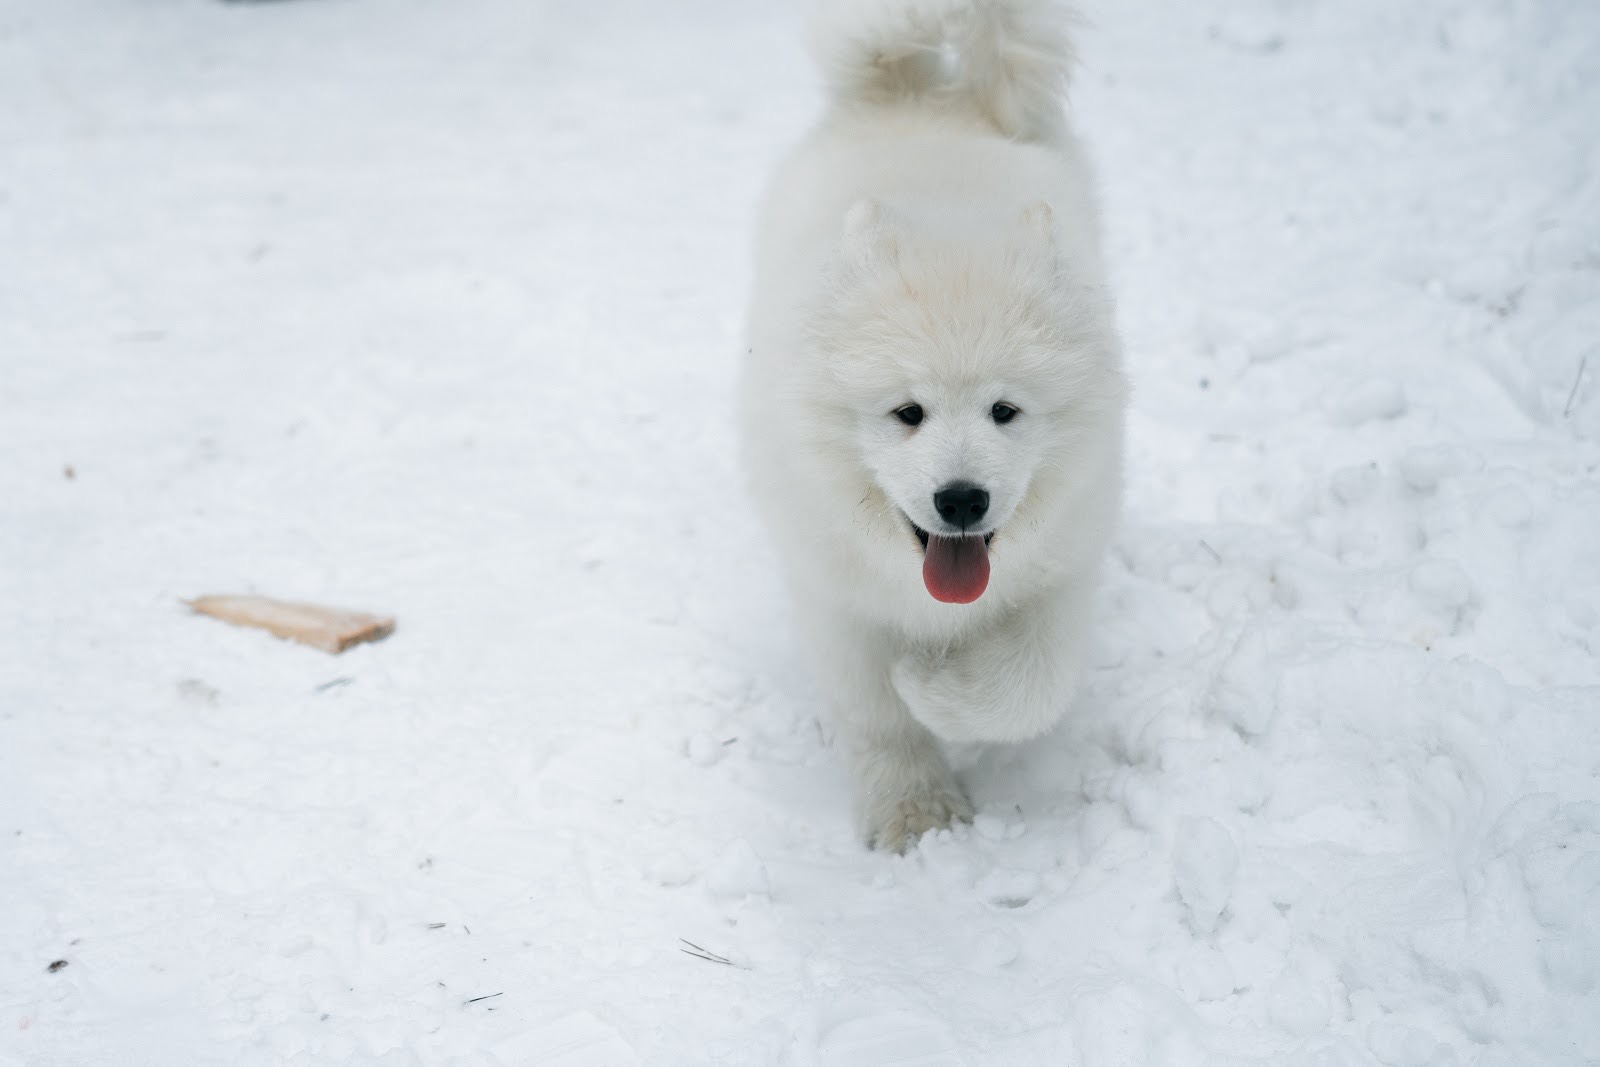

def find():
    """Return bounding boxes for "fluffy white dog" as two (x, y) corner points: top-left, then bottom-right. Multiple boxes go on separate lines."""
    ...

(741, 0), (1126, 850)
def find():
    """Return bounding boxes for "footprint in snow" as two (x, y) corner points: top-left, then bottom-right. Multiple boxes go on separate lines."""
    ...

(1329, 378), (1408, 425)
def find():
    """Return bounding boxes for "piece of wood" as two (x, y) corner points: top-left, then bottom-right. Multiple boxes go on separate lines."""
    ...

(186, 594), (395, 654)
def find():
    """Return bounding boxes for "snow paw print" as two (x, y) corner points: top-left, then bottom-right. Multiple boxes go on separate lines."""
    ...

(1174, 817), (1240, 936)
(977, 867), (1040, 910)
(1329, 377), (1408, 425)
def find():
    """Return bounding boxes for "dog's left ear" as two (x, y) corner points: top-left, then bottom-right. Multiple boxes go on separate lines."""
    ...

(840, 198), (900, 272)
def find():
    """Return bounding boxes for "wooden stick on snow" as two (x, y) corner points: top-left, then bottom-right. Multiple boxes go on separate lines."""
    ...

(185, 594), (395, 654)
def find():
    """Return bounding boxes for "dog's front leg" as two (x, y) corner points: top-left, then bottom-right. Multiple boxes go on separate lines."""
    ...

(803, 612), (973, 851)
(893, 582), (1094, 744)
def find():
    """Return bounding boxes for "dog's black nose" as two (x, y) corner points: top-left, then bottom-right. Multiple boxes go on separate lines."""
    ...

(933, 483), (989, 530)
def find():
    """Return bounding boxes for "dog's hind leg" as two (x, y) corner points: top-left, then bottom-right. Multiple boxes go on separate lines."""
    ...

(801, 610), (973, 852)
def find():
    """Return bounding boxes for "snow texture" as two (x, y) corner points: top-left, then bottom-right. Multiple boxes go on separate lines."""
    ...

(2, 0), (1598, 1063)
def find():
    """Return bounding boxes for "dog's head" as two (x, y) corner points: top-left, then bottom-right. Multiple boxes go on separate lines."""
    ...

(805, 198), (1122, 603)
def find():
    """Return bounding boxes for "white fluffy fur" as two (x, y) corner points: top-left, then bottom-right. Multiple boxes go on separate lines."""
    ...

(741, 0), (1126, 850)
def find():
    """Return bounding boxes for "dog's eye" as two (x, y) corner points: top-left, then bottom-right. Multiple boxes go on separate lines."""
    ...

(991, 402), (1019, 425)
(894, 404), (924, 427)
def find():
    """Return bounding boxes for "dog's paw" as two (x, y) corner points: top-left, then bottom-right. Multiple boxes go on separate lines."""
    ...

(864, 782), (974, 853)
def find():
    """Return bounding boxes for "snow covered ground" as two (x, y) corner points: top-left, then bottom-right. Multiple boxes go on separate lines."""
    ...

(2, 0), (1598, 1062)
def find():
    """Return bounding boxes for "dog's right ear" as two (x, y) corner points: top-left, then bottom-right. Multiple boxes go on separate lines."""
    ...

(840, 198), (899, 272)
(1014, 200), (1058, 269)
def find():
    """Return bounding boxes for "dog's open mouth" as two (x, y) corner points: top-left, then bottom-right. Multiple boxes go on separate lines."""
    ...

(908, 518), (994, 604)
(908, 522), (995, 551)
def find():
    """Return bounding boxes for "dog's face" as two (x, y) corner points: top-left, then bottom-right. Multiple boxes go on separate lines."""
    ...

(806, 200), (1118, 601)
(860, 379), (1031, 542)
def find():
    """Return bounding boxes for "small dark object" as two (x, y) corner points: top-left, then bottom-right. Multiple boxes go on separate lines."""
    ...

(678, 939), (733, 966)
(1565, 353), (1588, 418)
(63, 465), (75, 480)
(47, 960), (68, 973)
(465, 992), (503, 1005)
(427, 922), (446, 930)
(933, 482), (989, 529)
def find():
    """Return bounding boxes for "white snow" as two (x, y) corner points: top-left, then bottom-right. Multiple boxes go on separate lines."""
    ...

(703, 840), (770, 903)
(2, 0), (1598, 1063)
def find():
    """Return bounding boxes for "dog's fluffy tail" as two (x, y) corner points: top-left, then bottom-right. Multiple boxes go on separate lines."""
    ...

(808, 0), (1075, 141)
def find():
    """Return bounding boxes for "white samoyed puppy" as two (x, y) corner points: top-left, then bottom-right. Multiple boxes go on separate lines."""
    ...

(741, 0), (1126, 850)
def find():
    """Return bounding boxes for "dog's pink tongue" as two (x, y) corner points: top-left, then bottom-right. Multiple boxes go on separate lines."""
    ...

(922, 535), (990, 604)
